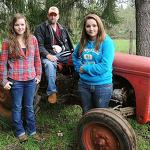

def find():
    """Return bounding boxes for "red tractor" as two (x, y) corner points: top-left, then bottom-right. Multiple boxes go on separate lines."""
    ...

(77, 52), (149, 150)
(0, 52), (149, 150)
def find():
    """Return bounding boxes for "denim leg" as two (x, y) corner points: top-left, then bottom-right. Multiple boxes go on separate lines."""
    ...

(42, 58), (57, 95)
(93, 84), (113, 108)
(10, 81), (25, 137)
(78, 82), (93, 113)
(23, 80), (36, 135)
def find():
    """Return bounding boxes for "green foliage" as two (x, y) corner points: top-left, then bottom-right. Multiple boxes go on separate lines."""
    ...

(26, 2), (46, 32)
(101, 0), (119, 28)
(0, 0), (135, 46)
(108, 6), (136, 39)
(0, 0), (45, 33)
(0, 0), (121, 38)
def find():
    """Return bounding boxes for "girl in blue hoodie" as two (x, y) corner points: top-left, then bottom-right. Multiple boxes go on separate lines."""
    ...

(72, 14), (115, 113)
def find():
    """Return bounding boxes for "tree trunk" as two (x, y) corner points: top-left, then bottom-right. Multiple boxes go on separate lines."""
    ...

(135, 0), (150, 56)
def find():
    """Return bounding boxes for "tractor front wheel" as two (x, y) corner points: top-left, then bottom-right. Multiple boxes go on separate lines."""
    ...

(77, 108), (136, 150)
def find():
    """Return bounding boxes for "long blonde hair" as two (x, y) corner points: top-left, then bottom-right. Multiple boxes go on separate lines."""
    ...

(78, 14), (106, 56)
(8, 13), (31, 58)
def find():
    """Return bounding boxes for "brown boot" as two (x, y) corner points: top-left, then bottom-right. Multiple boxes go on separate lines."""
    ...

(48, 93), (57, 104)
(18, 134), (28, 143)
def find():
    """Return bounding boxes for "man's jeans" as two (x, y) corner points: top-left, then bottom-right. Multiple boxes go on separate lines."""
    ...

(78, 81), (113, 114)
(10, 79), (36, 137)
(42, 58), (57, 95)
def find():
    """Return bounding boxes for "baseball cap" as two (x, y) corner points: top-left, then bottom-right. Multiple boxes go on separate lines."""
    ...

(48, 6), (59, 15)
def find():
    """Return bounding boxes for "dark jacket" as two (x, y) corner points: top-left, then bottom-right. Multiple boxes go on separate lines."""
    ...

(34, 20), (74, 58)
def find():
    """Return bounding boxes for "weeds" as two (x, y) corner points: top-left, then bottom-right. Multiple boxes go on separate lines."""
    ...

(0, 102), (149, 150)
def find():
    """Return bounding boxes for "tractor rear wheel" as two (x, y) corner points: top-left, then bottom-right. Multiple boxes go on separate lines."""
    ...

(77, 108), (136, 150)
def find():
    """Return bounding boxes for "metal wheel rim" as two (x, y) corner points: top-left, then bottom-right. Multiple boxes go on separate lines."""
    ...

(82, 122), (120, 150)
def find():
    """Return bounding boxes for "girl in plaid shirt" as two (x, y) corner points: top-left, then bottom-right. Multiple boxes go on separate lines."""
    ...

(0, 13), (42, 142)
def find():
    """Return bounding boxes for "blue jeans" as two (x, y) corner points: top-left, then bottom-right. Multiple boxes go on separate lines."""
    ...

(10, 79), (36, 137)
(42, 58), (57, 95)
(78, 81), (113, 114)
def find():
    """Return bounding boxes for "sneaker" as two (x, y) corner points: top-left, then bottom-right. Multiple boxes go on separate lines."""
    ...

(48, 93), (57, 104)
(18, 134), (28, 143)
(32, 133), (44, 142)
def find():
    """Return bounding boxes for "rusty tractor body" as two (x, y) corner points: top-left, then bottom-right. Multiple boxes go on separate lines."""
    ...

(113, 52), (150, 124)
(77, 52), (149, 150)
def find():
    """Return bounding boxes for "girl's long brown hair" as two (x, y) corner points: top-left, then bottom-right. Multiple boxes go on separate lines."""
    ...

(8, 13), (31, 58)
(78, 14), (106, 56)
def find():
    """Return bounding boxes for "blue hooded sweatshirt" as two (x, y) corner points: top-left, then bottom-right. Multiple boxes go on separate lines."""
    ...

(72, 35), (115, 85)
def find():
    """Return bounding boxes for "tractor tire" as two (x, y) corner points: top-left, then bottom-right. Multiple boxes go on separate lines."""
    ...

(33, 84), (41, 115)
(77, 108), (137, 150)
(0, 85), (12, 118)
(0, 84), (41, 118)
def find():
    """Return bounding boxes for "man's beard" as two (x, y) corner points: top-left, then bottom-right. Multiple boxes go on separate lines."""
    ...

(48, 19), (56, 25)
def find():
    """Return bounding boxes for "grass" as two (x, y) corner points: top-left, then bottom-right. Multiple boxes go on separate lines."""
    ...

(1, 38), (148, 150)
(0, 103), (150, 150)
(0, 102), (82, 150)
(0, 102), (150, 150)
(128, 118), (150, 150)
(113, 39), (136, 53)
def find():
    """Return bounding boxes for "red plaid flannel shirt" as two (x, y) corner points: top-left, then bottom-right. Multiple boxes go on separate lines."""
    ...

(0, 35), (42, 86)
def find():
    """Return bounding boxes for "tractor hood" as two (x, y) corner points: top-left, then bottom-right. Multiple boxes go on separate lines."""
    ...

(113, 52), (150, 77)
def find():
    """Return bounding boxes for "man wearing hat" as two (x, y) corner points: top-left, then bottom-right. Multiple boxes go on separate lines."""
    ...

(34, 6), (74, 103)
